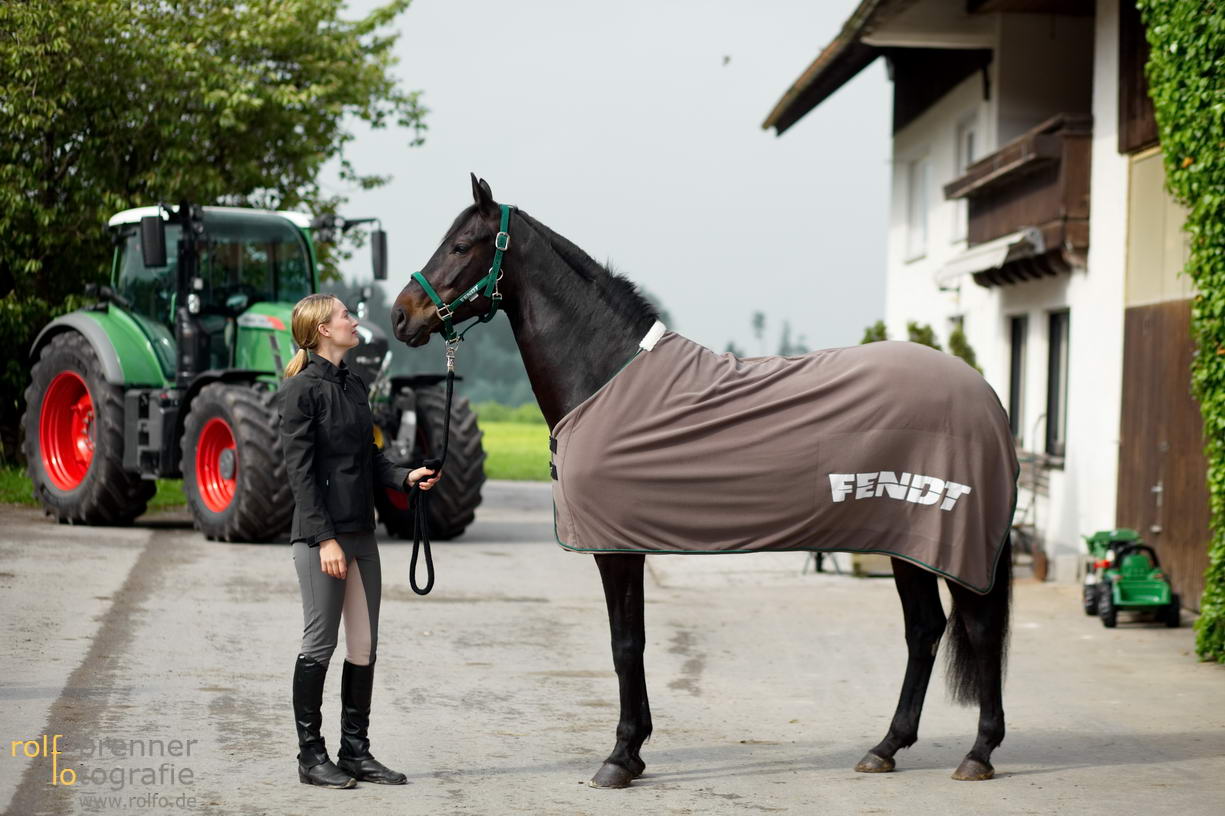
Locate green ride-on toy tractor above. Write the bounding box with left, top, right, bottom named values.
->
left=22, top=202, right=484, bottom=542
left=1081, top=528, right=1180, bottom=628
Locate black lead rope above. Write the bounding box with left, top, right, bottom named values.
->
left=408, top=368, right=455, bottom=595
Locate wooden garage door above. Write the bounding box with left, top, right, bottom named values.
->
left=1116, top=299, right=1211, bottom=610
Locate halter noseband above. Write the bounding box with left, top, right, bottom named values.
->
left=410, top=203, right=513, bottom=343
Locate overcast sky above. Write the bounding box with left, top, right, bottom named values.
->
left=329, top=0, right=890, bottom=356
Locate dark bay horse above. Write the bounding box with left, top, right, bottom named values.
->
left=391, top=175, right=1012, bottom=786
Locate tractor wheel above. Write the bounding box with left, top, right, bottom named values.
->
left=1165, top=593, right=1181, bottom=628
left=373, top=440, right=415, bottom=539
left=1081, top=581, right=1098, bottom=616
left=1097, top=582, right=1117, bottom=628
left=181, top=383, right=292, bottom=542
left=22, top=331, right=155, bottom=524
left=376, top=386, right=486, bottom=541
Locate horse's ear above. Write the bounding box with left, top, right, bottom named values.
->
left=470, top=173, right=495, bottom=215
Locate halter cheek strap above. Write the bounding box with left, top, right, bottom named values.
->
left=411, top=203, right=513, bottom=343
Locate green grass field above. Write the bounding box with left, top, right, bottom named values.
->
left=479, top=420, right=551, bottom=481
left=0, top=466, right=186, bottom=510
left=0, top=406, right=549, bottom=509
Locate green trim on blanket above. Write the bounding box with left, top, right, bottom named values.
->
left=551, top=462, right=1021, bottom=598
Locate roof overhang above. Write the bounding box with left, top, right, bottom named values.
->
left=762, top=0, right=901, bottom=135
left=762, top=0, right=1021, bottom=136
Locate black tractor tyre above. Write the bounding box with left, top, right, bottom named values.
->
left=1082, top=581, right=1098, bottom=616
left=181, top=383, right=292, bottom=542
left=1165, top=593, right=1181, bottom=628
left=375, top=386, right=486, bottom=541
left=1097, top=582, right=1118, bottom=628
left=22, top=331, right=155, bottom=524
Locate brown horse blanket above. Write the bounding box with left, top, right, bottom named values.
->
left=550, top=326, right=1019, bottom=594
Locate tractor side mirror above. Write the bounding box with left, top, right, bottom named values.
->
left=371, top=229, right=388, bottom=281
left=140, top=215, right=167, bottom=268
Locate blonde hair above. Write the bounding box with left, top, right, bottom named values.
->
left=284, top=294, right=340, bottom=377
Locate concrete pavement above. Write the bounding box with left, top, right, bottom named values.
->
left=1, top=481, right=1223, bottom=815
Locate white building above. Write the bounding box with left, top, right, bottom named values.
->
left=765, top=0, right=1209, bottom=606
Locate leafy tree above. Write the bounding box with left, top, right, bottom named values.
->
left=0, top=0, right=426, bottom=458
left=906, top=321, right=942, bottom=351
left=751, top=311, right=766, bottom=355
left=948, top=324, right=983, bottom=373
left=777, top=320, right=809, bottom=356
left=724, top=341, right=746, bottom=357
left=860, top=320, right=888, bottom=344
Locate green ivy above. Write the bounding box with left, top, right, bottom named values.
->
left=1138, top=0, right=1225, bottom=661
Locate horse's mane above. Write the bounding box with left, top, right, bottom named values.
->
left=514, top=209, right=659, bottom=328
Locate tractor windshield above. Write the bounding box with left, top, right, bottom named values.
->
left=116, top=224, right=182, bottom=327
left=115, top=225, right=181, bottom=377
left=198, top=212, right=312, bottom=312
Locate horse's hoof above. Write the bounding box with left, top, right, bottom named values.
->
left=589, top=762, right=634, bottom=788
left=854, top=752, right=895, bottom=773
left=951, top=757, right=994, bottom=781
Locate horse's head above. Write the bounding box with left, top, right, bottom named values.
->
left=391, top=173, right=506, bottom=346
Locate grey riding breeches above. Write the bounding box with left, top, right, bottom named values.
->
left=292, top=531, right=381, bottom=666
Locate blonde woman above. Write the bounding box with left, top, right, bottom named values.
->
left=280, top=293, right=439, bottom=789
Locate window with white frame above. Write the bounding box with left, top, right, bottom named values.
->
left=1008, top=315, right=1028, bottom=446
left=905, top=155, right=929, bottom=260
left=952, top=117, right=978, bottom=243
left=1046, top=310, right=1070, bottom=458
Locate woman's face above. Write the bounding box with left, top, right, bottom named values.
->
left=319, top=298, right=361, bottom=350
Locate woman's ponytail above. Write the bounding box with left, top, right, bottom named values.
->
left=284, top=293, right=338, bottom=378
left=284, top=347, right=310, bottom=378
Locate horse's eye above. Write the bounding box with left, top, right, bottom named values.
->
left=452, top=243, right=470, bottom=254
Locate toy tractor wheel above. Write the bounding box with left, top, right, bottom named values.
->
left=181, top=383, right=292, bottom=542
left=1165, top=593, right=1181, bottom=628
left=22, top=332, right=155, bottom=524
left=1097, top=582, right=1118, bottom=628
left=1081, top=581, right=1098, bottom=616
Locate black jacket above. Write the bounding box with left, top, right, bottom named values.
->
left=279, top=352, right=410, bottom=546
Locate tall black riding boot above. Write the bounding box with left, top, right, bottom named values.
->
left=293, top=654, right=356, bottom=789
left=336, top=657, right=408, bottom=784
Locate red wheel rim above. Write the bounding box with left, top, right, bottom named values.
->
left=39, top=371, right=95, bottom=490
left=385, top=486, right=409, bottom=511
left=196, top=417, right=238, bottom=513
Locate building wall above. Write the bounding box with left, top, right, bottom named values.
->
left=1044, top=0, right=1128, bottom=575
left=995, top=13, right=1096, bottom=144
left=886, top=71, right=995, bottom=355
left=1126, top=147, right=1194, bottom=306
left=881, top=0, right=1130, bottom=580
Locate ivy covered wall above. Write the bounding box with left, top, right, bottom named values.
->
left=1137, top=0, right=1225, bottom=661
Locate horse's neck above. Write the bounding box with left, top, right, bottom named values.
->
left=502, top=221, right=649, bottom=429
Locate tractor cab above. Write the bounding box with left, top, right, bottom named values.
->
left=108, top=205, right=318, bottom=385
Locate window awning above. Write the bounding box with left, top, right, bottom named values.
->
left=934, top=227, right=1045, bottom=290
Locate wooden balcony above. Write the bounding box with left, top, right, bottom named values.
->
left=944, top=114, right=1092, bottom=287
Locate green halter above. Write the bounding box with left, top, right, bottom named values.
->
left=411, top=204, right=513, bottom=343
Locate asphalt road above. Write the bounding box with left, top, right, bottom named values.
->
left=1, top=481, right=1223, bottom=815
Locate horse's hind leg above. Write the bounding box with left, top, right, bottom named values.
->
left=855, top=557, right=946, bottom=773
left=590, top=553, right=651, bottom=788
left=945, top=536, right=1011, bottom=780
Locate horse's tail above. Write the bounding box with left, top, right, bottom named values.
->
left=944, top=534, right=1012, bottom=706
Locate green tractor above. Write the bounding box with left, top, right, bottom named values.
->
left=22, top=203, right=485, bottom=541
left=1081, top=528, right=1180, bottom=628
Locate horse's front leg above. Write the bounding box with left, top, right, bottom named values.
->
left=590, top=553, right=651, bottom=788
